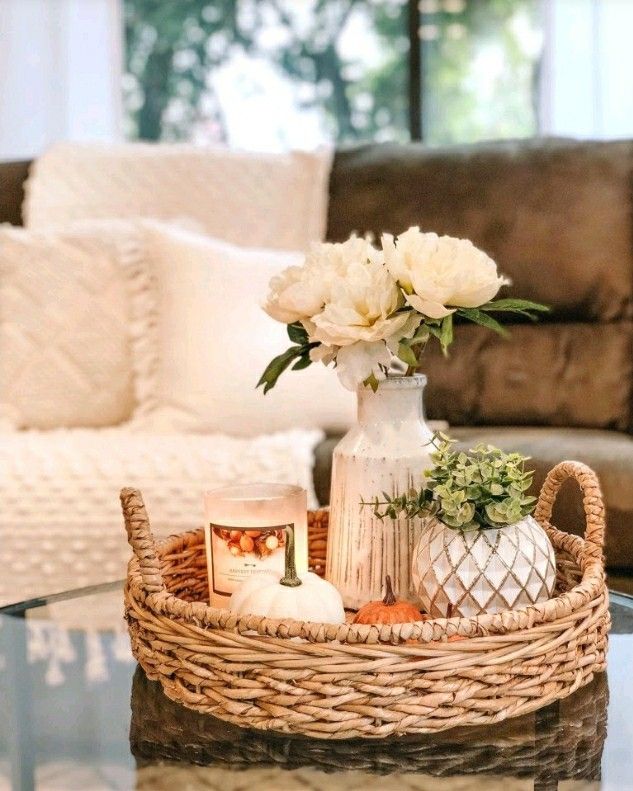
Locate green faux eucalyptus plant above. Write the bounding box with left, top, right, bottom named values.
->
left=364, top=434, right=537, bottom=531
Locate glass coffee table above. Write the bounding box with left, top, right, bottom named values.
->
left=1, top=582, right=633, bottom=791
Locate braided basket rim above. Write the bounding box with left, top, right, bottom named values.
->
left=124, top=521, right=605, bottom=644
left=121, top=461, right=607, bottom=644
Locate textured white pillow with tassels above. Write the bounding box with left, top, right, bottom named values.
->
left=0, top=220, right=153, bottom=429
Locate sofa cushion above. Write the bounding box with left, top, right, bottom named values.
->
left=0, top=220, right=151, bottom=429
left=423, top=322, right=633, bottom=431
left=0, top=427, right=323, bottom=606
left=328, top=139, right=633, bottom=322
left=25, top=142, right=332, bottom=252
left=314, top=426, right=633, bottom=572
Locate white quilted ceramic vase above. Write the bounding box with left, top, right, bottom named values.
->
left=326, top=374, right=434, bottom=609
left=412, top=515, right=557, bottom=618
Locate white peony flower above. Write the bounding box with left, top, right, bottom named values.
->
left=260, top=228, right=544, bottom=395
left=385, top=310, right=424, bottom=354
left=303, top=234, right=383, bottom=277
left=264, top=236, right=383, bottom=326
left=263, top=265, right=328, bottom=325
left=309, top=343, right=338, bottom=366
left=335, top=341, right=392, bottom=391
left=309, top=253, right=408, bottom=348
left=382, top=227, right=510, bottom=319
left=262, top=234, right=433, bottom=390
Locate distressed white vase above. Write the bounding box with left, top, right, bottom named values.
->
left=326, top=374, right=434, bottom=609
left=412, top=515, right=557, bottom=618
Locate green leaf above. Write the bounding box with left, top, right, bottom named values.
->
left=439, top=314, right=453, bottom=355
left=426, top=324, right=443, bottom=341
left=408, top=326, right=430, bottom=347
left=256, top=346, right=304, bottom=394
left=292, top=354, right=312, bottom=371
left=457, top=308, right=509, bottom=337
left=287, top=322, right=309, bottom=345
left=479, top=298, right=550, bottom=314
left=397, top=342, right=418, bottom=368
left=364, top=373, right=380, bottom=392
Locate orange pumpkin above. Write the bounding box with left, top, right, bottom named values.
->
left=353, top=576, right=424, bottom=625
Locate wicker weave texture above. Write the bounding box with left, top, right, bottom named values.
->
left=122, top=461, right=609, bottom=739
left=130, top=668, right=607, bottom=780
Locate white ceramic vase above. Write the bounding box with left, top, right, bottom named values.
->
left=412, top=514, right=557, bottom=618
left=326, top=374, right=434, bottom=609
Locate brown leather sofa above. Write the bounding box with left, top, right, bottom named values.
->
left=3, top=139, right=633, bottom=586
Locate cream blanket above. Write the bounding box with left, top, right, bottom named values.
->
left=0, top=427, right=322, bottom=606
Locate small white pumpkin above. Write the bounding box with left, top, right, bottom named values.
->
left=229, top=525, right=345, bottom=624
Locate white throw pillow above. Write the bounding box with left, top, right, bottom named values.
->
left=0, top=221, right=152, bottom=429
left=132, top=223, right=355, bottom=436
left=25, top=142, right=332, bottom=251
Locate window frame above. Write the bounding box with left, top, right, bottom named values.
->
left=407, top=0, right=423, bottom=141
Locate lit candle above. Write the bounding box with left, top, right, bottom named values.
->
left=203, top=483, right=308, bottom=609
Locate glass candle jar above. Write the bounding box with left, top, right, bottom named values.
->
left=203, top=483, right=308, bottom=609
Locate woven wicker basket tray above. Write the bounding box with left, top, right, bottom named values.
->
left=122, top=461, right=609, bottom=740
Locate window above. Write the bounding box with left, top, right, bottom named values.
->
left=123, top=0, right=410, bottom=150
left=418, top=0, right=543, bottom=144
left=123, top=0, right=633, bottom=149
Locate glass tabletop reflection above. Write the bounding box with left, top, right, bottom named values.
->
left=1, top=583, right=632, bottom=791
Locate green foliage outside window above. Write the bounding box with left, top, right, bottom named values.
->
left=123, top=0, right=410, bottom=144
left=421, top=0, right=542, bottom=144
left=123, top=0, right=542, bottom=146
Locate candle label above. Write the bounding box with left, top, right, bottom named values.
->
left=205, top=523, right=290, bottom=598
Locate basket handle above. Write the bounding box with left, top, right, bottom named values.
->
left=120, top=487, right=165, bottom=593
left=534, top=461, right=606, bottom=565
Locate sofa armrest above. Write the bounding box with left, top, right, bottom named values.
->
left=0, top=160, right=30, bottom=226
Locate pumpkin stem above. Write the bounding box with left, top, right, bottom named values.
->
left=280, top=524, right=302, bottom=587
left=383, top=575, right=396, bottom=606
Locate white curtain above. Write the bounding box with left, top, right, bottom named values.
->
left=0, top=0, right=122, bottom=160
left=540, top=0, right=633, bottom=139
